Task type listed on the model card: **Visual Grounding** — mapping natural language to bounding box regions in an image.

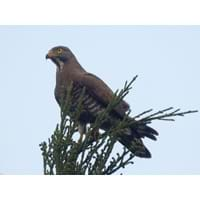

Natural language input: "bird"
[46,46,158,158]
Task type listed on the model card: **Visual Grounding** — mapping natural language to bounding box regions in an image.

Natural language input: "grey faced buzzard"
[46,46,158,158]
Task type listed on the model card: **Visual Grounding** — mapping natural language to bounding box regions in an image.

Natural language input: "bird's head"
[46,46,74,67]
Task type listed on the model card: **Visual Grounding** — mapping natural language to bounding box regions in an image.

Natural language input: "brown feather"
[47,46,158,158]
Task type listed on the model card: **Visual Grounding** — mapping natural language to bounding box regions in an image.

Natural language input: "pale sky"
[0,26,199,174]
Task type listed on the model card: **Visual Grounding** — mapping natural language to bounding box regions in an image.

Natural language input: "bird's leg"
[78,122,86,144]
[91,128,100,141]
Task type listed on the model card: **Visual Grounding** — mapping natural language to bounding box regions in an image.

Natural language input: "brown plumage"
[46,46,158,158]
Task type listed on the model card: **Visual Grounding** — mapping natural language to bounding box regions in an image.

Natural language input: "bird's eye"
[57,48,63,54]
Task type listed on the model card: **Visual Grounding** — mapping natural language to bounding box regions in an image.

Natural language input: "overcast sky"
[0,26,199,174]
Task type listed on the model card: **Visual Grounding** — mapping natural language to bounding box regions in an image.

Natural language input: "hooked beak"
[46,50,54,59]
[45,54,50,59]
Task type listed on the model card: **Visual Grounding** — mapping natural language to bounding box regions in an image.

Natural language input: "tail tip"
[135,147,152,158]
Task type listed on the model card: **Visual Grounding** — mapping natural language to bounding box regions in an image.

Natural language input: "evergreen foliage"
[40,76,197,175]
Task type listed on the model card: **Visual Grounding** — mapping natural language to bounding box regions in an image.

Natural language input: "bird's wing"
[77,72,130,117]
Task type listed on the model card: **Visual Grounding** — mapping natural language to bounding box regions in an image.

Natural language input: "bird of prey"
[46,46,158,158]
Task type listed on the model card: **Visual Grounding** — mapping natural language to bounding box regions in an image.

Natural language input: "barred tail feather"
[132,123,159,140]
[118,135,151,158]
[118,124,158,158]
